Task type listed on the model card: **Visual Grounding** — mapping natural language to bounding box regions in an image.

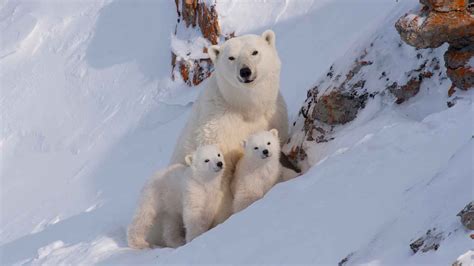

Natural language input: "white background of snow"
[1,0,472,265]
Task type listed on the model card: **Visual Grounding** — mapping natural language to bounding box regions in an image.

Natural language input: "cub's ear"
[270,128,279,137]
[185,154,193,166]
[262,30,276,47]
[208,45,220,63]
[241,140,247,148]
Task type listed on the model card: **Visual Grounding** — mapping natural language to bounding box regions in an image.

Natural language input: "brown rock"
[312,90,368,125]
[420,0,467,12]
[447,66,474,89]
[172,0,222,86]
[410,228,444,254]
[179,60,190,84]
[286,145,307,164]
[388,78,422,104]
[172,56,213,86]
[457,201,474,230]
[180,0,198,28]
[448,84,457,96]
[177,0,220,44]
[445,44,474,89]
[192,59,213,85]
[445,45,474,69]
[197,3,220,45]
[396,0,473,90]
[395,11,474,49]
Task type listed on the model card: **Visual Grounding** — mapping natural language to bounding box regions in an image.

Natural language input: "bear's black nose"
[217,161,223,168]
[262,149,269,155]
[240,67,252,78]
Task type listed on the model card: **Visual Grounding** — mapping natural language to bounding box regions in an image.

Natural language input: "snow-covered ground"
[1,0,472,265]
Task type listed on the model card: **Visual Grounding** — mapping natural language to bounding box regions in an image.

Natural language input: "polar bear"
[170,30,289,224]
[127,145,225,249]
[231,129,281,213]
[183,145,225,243]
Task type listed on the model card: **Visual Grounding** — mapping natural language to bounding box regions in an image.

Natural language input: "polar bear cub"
[127,145,225,249]
[231,129,281,213]
[183,145,225,243]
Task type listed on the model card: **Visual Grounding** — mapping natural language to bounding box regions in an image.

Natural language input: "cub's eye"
[228,56,235,61]
[204,159,210,163]
[254,147,258,150]
[267,142,271,145]
[217,154,221,157]
[252,50,258,56]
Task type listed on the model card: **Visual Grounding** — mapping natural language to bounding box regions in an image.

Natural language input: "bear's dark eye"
[252,50,258,56]
[254,147,258,150]
[217,153,221,157]
[267,142,271,145]
[204,159,210,163]
[228,56,235,61]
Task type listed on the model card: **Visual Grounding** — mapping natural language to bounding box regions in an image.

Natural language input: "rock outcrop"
[284,21,447,168]
[172,0,221,86]
[457,201,474,230]
[409,228,444,253]
[395,0,474,90]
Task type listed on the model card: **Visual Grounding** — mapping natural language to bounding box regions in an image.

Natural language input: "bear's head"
[208,30,281,110]
[242,129,280,160]
[185,144,225,180]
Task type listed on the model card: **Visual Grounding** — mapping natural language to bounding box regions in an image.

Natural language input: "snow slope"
[1,0,472,265]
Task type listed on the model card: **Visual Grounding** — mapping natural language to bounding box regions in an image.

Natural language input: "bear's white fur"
[170,30,289,224]
[183,145,225,243]
[127,145,225,249]
[231,129,281,213]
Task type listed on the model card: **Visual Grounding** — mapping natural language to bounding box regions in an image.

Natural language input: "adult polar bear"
[171,30,289,224]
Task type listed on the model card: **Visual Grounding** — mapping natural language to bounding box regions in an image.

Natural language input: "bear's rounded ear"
[270,128,279,137]
[208,45,220,63]
[185,154,193,166]
[241,140,247,148]
[262,30,276,48]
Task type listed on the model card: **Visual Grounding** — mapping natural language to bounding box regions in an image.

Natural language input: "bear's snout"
[261,149,271,159]
[240,67,252,79]
[217,161,223,168]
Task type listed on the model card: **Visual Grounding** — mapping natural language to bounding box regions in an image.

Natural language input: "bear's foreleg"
[183,202,214,243]
[162,214,185,248]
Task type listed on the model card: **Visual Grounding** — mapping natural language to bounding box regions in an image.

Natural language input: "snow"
[456,250,474,265]
[1,0,472,265]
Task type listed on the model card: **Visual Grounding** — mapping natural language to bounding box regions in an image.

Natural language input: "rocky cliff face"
[283,14,453,169]
[171,0,221,86]
[395,0,473,90]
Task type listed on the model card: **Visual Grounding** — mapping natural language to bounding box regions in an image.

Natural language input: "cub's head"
[242,129,280,160]
[185,145,224,179]
[208,30,281,89]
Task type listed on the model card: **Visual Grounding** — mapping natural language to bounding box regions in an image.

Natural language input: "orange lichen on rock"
[197,3,220,45]
[396,10,474,48]
[395,0,473,90]
[447,67,474,90]
[444,45,473,69]
[420,0,467,12]
[312,90,368,125]
[445,45,473,89]
[172,0,221,86]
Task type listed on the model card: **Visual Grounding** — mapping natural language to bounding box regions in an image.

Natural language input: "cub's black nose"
[217,161,223,168]
[240,67,252,78]
[262,149,269,155]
